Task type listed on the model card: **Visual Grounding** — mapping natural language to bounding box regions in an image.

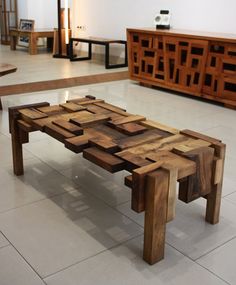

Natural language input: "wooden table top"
[0,63,17,77]
[11,95,224,213]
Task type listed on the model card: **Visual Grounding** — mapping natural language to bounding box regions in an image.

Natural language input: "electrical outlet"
[77,25,86,31]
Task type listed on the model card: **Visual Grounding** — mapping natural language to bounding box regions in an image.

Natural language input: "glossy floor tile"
[0,75,236,284]
[197,237,236,285]
[45,236,227,285]
[0,246,44,285]
[0,190,142,277]
[0,44,127,86]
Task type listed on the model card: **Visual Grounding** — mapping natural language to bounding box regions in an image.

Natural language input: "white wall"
[18,0,58,28]
[73,0,236,39]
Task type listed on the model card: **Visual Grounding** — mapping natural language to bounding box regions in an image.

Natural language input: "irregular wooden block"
[213,157,224,185]
[124,175,133,188]
[115,123,147,136]
[173,139,212,154]
[70,114,110,127]
[37,105,65,116]
[116,134,195,158]
[59,102,87,112]
[83,147,126,173]
[88,138,119,153]
[74,99,105,105]
[17,120,34,132]
[85,95,96,100]
[162,165,178,223]
[116,151,152,172]
[141,120,179,134]
[44,122,75,143]
[116,129,162,150]
[9,102,50,133]
[180,129,221,144]
[19,108,48,122]
[108,115,146,127]
[146,150,196,179]
[132,161,163,212]
[178,146,214,203]
[64,135,90,153]
[52,119,83,136]
[94,102,131,116]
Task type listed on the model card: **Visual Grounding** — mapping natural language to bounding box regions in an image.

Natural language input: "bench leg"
[105,42,128,69]
[69,40,92,61]
[143,169,169,264]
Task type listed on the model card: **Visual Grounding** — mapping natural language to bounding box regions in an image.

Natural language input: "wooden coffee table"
[9,29,54,55]
[9,96,226,265]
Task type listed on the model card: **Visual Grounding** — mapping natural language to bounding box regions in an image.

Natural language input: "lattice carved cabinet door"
[163,37,208,94]
[203,42,236,101]
[0,0,18,44]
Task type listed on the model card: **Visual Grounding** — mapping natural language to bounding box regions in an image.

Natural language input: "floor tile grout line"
[196,261,232,285]
[43,233,144,280]
[0,231,47,285]
[195,235,236,261]
[165,243,231,285]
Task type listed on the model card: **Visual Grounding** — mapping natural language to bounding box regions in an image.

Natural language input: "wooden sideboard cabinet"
[127,28,236,108]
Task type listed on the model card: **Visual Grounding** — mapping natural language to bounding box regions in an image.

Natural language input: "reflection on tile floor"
[0,79,236,284]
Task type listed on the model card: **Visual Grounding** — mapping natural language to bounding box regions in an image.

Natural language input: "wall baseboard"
[0,71,129,96]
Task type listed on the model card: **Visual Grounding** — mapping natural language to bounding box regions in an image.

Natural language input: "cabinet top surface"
[127,27,236,42]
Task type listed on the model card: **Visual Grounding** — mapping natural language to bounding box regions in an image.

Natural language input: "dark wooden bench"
[69,37,128,69]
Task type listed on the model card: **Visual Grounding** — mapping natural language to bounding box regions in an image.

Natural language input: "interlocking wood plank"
[88,138,119,153]
[108,115,146,126]
[162,165,178,223]
[115,123,147,136]
[44,122,76,143]
[116,134,195,158]
[141,120,179,134]
[31,110,93,131]
[70,114,110,127]
[132,161,163,212]
[17,120,34,132]
[116,151,152,171]
[124,175,133,188]
[37,105,65,115]
[73,99,105,105]
[9,102,50,134]
[213,157,224,185]
[83,147,126,173]
[94,102,131,117]
[180,129,221,144]
[19,108,48,122]
[116,129,162,150]
[52,119,83,136]
[59,102,87,112]
[86,104,124,121]
[205,143,226,224]
[172,139,212,154]
[146,150,196,179]
[178,146,215,203]
[65,135,91,153]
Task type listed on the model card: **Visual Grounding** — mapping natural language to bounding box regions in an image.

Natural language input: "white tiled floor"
[0,44,127,86]
[0,76,236,284]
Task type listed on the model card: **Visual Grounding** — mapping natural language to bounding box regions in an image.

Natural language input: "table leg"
[10,35,17,50]
[143,169,169,264]
[29,34,37,55]
[205,143,226,224]
[10,121,24,175]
